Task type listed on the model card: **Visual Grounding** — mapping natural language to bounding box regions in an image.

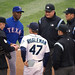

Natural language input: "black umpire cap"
[45,4,55,12]
[56,24,69,33]
[63,8,75,14]
[0,17,7,24]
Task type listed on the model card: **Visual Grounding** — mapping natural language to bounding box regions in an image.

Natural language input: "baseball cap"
[63,8,75,14]
[27,22,39,31]
[56,24,68,33]
[45,4,55,12]
[12,6,24,12]
[0,17,7,24]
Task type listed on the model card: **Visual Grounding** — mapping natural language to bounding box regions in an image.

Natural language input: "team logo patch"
[4,39,7,43]
[67,39,69,41]
[50,24,54,26]
[47,6,49,9]
[68,29,71,32]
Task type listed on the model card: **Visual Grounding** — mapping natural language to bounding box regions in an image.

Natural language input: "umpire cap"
[45,4,55,12]
[0,17,7,24]
[27,22,39,31]
[56,24,69,33]
[63,8,75,14]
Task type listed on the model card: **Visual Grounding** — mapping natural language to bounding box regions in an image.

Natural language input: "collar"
[29,34,41,38]
[29,34,37,36]
[67,18,75,25]
[11,16,19,22]
[58,34,68,39]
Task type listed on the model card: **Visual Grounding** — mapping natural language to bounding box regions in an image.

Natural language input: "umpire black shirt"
[67,18,75,40]
[38,14,65,48]
[0,29,15,69]
[53,35,75,70]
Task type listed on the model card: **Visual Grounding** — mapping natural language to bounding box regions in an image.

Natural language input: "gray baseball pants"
[8,51,16,75]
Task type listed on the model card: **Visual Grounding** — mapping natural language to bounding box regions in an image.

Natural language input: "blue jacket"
[4,16,24,44]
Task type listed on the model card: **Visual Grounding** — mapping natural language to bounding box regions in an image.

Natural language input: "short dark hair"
[32,29,38,34]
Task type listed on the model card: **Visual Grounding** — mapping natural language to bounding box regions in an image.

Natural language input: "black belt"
[38,59,43,62]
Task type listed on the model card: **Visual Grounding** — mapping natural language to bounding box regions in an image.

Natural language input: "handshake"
[11,43,19,51]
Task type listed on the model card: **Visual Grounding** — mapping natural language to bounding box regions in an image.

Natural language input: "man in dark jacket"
[63,8,75,65]
[63,8,75,40]
[0,17,19,75]
[38,3,65,75]
[53,24,75,75]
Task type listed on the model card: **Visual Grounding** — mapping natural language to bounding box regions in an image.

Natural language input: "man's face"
[45,10,55,18]
[13,12,22,20]
[58,30,63,36]
[65,13,74,21]
[0,23,5,30]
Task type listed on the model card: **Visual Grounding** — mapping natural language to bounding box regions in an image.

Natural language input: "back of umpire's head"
[56,24,69,34]
[0,17,7,24]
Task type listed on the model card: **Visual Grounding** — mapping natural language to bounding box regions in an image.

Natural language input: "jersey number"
[29,45,42,55]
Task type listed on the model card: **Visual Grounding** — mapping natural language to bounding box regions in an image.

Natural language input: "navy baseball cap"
[0,17,7,24]
[63,8,75,14]
[12,6,24,12]
[27,22,39,31]
[45,4,55,12]
[56,24,68,33]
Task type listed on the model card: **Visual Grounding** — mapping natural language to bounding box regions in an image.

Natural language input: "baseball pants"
[8,51,16,75]
[23,61,43,75]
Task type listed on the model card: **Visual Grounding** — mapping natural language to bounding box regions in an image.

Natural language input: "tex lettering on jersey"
[7,27,21,35]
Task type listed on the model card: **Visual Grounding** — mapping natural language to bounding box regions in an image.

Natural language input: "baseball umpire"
[0,17,19,75]
[53,24,75,75]
[3,6,24,75]
[38,4,65,75]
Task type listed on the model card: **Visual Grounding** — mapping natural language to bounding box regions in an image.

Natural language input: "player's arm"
[43,40,51,68]
[7,39,12,45]
[20,46,26,62]
[18,26,24,43]
[20,46,29,67]
[43,52,50,67]
[53,42,63,70]
[3,24,12,45]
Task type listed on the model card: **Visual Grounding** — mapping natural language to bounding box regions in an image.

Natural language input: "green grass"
[0,0,75,35]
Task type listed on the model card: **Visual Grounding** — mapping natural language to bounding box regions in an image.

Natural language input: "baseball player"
[20,22,50,75]
[3,6,24,75]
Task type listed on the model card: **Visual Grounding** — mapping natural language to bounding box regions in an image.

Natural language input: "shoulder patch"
[4,39,7,43]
